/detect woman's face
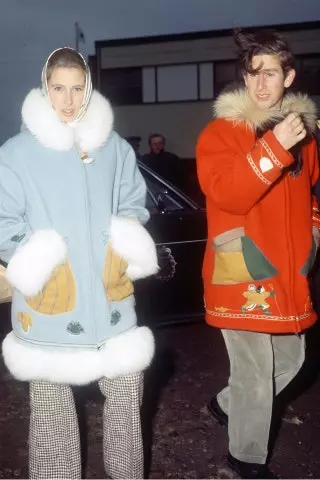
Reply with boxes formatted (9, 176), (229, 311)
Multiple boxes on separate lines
(47, 66), (86, 123)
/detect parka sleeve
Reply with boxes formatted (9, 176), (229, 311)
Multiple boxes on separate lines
(308, 135), (320, 229)
(0, 163), (32, 265)
(117, 145), (150, 224)
(196, 120), (294, 215)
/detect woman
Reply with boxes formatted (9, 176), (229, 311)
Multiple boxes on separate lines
(0, 47), (158, 479)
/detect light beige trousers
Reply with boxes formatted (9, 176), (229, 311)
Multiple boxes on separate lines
(217, 329), (305, 464)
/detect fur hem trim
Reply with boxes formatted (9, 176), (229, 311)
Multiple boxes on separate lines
(214, 86), (317, 133)
(110, 216), (159, 281)
(22, 89), (114, 151)
(2, 327), (155, 385)
(6, 229), (67, 297)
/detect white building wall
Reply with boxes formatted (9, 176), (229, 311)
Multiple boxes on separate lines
(100, 26), (320, 158)
(114, 101), (213, 158)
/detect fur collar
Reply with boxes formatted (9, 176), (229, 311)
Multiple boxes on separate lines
(214, 86), (317, 134)
(22, 89), (114, 152)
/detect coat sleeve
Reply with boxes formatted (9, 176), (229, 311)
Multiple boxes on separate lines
(0, 163), (32, 265)
(117, 145), (150, 224)
(196, 120), (294, 215)
(308, 136), (320, 229)
(110, 144), (158, 281)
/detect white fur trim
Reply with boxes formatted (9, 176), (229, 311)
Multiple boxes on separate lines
(74, 91), (114, 152)
(22, 89), (73, 151)
(6, 229), (67, 297)
(2, 327), (155, 385)
(214, 87), (317, 133)
(110, 216), (159, 281)
(22, 89), (114, 152)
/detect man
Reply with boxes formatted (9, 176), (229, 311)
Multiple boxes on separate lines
(142, 133), (180, 184)
(142, 133), (179, 171)
(196, 28), (319, 479)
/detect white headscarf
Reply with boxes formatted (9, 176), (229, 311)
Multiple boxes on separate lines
(41, 47), (93, 124)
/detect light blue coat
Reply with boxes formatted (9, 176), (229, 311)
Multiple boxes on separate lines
(0, 89), (157, 385)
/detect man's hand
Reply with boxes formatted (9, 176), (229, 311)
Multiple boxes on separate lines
(273, 112), (307, 151)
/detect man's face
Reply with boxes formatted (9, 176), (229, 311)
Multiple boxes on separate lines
(150, 136), (165, 154)
(244, 54), (295, 110)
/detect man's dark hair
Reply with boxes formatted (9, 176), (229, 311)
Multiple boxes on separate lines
(233, 28), (295, 75)
(148, 133), (165, 145)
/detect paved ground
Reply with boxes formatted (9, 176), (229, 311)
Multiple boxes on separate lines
(1, 301), (320, 479)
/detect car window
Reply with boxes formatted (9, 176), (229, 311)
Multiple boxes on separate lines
(146, 191), (158, 214)
(143, 172), (187, 212)
(158, 191), (184, 211)
(140, 159), (205, 208)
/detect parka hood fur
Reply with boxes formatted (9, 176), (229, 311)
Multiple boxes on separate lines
(22, 88), (114, 152)
(214, 86), (317, 135)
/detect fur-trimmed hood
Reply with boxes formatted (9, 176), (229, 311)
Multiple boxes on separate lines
(22, 88), (114, 152)
(213, 86), (317, 135)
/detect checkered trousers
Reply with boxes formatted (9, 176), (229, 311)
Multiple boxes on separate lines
(99, 373), (144, 479)
(29, 381), (81, 479)
(29, 373), (144, 479)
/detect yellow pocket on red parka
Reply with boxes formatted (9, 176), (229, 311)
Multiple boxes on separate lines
(212, 228), (278, 285)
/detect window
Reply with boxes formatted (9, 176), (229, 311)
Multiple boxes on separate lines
(156, 64), (198, 102)
(214, 61), (238, 95)
(145, 188), (184, 213)
(144, 63), (215, 103)
(99, 62), (217, 105)
(143, 171), (190, 212)
(297, 56), (320, 95)
(145, 191), (158, 214)
(143, 67), (156, 103)
(88, 55), (97, 88)
(199, 63), (214, 100)
(100, 68), (142, 105)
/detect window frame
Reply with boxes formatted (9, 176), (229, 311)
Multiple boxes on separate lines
(99, 66), (143, 106)
(294, 54), (320, 96)
(99, 61), (216, 106)
(97, 53), (320, 106)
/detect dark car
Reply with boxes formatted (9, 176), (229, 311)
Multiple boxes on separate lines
(135, 161), (207, 327)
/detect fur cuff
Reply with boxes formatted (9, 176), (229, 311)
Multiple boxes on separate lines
(110, 216), (159, 280)
(6, 229), (67, 297)
(2, 327), (155, 385)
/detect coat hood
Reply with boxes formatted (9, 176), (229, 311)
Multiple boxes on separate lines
(21, 88), (114, 152)
(213, 86), (317, 135)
